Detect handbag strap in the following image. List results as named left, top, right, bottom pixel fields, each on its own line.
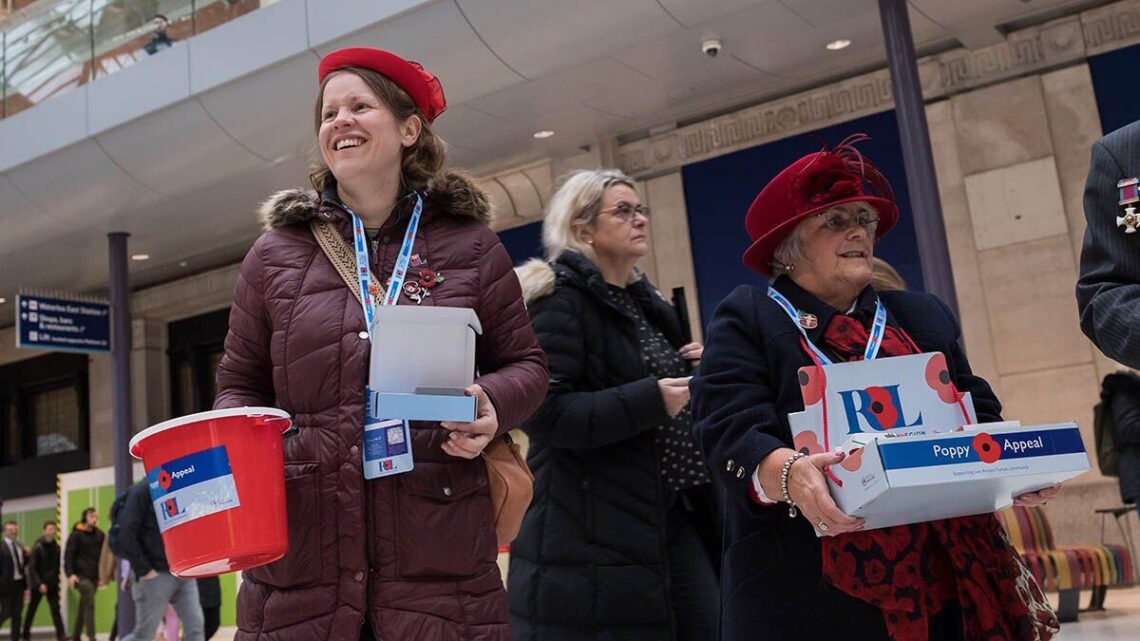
left=310, top=220, right=383, bottom=307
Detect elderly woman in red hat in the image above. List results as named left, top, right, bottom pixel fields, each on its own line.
left=689, top=136, right=1061, bottom=641
left=213, top=47, right=548, bottom=641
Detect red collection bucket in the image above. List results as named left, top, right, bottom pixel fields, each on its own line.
left=129, top=407, right=293, bottom=578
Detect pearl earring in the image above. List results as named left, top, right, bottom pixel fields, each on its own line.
left=786, top=263, right=795, bottom=272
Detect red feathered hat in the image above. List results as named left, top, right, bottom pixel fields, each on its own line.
left=742, top=134, right=899, bottom=275
left=318, top=47, right=447, bottom=123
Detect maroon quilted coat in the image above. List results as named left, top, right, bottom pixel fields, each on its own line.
left=214, top=172, right=549, bottom=641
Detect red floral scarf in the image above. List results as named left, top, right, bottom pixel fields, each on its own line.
left=819, top=313, right=1059, bottom=641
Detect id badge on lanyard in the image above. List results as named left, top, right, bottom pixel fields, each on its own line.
left=348, top=194, right=423, bottom=480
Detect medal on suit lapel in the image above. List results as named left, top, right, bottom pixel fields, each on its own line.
left=1117, top=178, right=1140, bottom=234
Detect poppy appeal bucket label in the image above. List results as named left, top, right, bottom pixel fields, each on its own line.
left=146, top=445, right=241, bottom=533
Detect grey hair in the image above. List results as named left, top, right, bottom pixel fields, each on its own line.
left=542, top=169, right=637, bottom=262
left=770, top=225, right=807, bottom=278
left=770, top=200, right=876, bottom=278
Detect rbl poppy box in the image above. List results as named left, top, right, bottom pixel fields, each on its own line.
left=786, top=352, right=1090, bottom=531
left=827, top=422, right=1089, bottom=530
left=367, top=306, right=482, bottom=423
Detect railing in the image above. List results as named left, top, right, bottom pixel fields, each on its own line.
left=0, top=0, right=267, bottom=120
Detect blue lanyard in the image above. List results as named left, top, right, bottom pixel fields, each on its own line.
left=346, top=193, right=423, bottom=329
left=766, top=286, right=887, bottom=364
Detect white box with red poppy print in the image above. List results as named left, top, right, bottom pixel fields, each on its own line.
left=367, top=306, right=481, bottom=422
left=826, top=422, right=1089, bottom=531
left=785, top=352, right=1090, bottom=531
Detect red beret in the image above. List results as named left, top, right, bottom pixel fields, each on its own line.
left=742, top=135, right=899, bottom=276
left=318, top=47, right=447, bottom=123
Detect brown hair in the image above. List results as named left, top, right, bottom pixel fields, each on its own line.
left=309, top=66, right=446, bottom=195
left=871, top=257, right=907, bottom=291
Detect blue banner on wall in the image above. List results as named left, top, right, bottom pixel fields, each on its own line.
left=16, top=294, right=111, bottom=353
left=681, top=110, right=925, bottom=328
left=1089, top=42, right=1140, bottom=136
left=499, top=222, right=544, bottom=266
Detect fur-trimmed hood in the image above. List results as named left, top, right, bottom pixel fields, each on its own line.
left=257, top=171, right=491, bottom=230
left=516, top=258, right=557, bottom=305
left=516, top=253, right=662, bottom=309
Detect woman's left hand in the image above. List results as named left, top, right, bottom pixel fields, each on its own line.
left=440, top=384, right=499, bottom=459
left=679, top=342, right=704, bottom=364
left=1012, top=484, right=1062, bottom=507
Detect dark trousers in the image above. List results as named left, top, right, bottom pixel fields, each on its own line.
left=0, top=580, right=25, bottom=641
left=72, top=578, right=96, bottom=641
left=23, top=585, right=65, bottom=639
left=666, top=494, right=720, bottom=641
left=202, top=606, right=220, bottom=640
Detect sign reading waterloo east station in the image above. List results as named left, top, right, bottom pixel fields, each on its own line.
left=16, top=293, right=110, bottom=353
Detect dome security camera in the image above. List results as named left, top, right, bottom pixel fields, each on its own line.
left=702, top=39, right=722, bottom=58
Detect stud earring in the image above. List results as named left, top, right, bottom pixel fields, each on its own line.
left=786, top=263, right=795, bottom=272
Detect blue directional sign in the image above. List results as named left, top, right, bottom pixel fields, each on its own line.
left=16, top=294, right=111, bottom=353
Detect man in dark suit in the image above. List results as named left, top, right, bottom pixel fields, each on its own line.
left=0, top=521, right=28, bottom=641
left=1077, top=120, right=1140, bottom=367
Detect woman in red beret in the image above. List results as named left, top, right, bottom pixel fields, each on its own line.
left=689, top=136, right=1062, bottom=641
left=213, top=47, right=548, bottom=641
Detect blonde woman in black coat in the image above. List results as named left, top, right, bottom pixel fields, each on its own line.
left=510, top=169, right=718, bottom=641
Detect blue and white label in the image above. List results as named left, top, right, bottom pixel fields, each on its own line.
left=879, top=428, right=1086, bottom=471
left=146, top=446, right=241, bottom=533
left=363, top=418, right=414, bottom=479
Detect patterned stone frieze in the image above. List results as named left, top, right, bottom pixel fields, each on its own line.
left=618, top=0, right=1140, bottom=177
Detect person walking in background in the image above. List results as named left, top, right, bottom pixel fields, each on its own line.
left=64, top=508, right=104, bottom=641
left=23, top=521, right=66, bottom=641
left=98, top=518, right=121, bottom=641
left=0, top=521, right=28, bottom=641
left=115, top=479, right=203, bottom=641
left=1099, top=371, right=1140, bottom=517
left=196, top=577, right=220, bottom=640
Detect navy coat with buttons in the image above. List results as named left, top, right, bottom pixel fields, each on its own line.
left=690, top=277, right=1002, bottom=641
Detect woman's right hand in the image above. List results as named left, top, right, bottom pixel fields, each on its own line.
left=657, top=377, right=692, bottom=417
left=759, top=449, right=864, bottom=537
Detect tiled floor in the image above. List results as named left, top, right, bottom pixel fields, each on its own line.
left=39, top=586, right=1140, bottom=640
left=1057, top=586, right=1140, bottom=640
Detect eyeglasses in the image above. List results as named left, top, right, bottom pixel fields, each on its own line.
left=599, top=202, right=651, bottom=223
left=818, top=209, right=879, bottom=234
